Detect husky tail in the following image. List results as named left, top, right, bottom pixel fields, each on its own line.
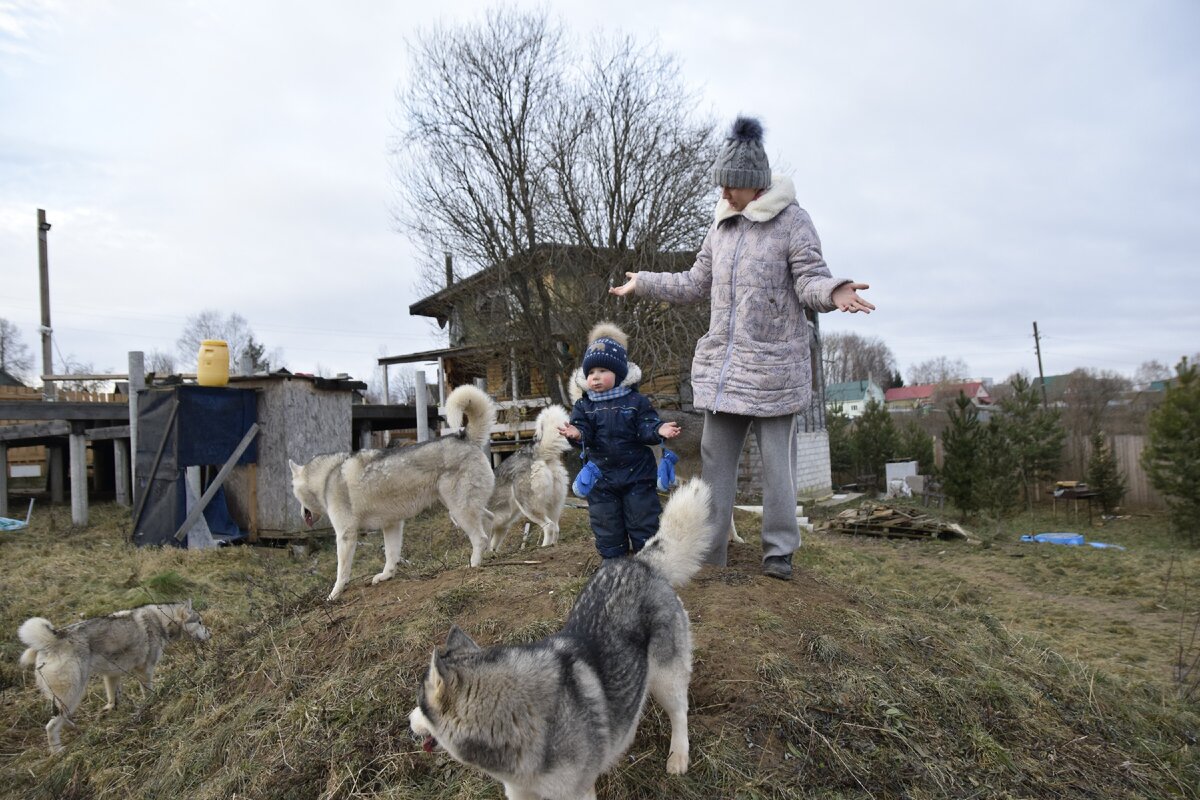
left=637, top=480, right=713, bottom=588
left=444, top=385, right=497, bottom=450
left=533, top=405, right=571, bottom=460
left=18, top=617, right=59, bottom=666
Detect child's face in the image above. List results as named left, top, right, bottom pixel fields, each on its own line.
left=586, top=367, right=616, bottom=393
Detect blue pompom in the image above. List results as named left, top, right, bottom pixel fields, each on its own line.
left=729, top=116, right=764, bottom=143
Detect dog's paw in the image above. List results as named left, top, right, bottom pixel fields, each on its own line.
left=327, top=587, right=344, bottom=602
left=101, top=703, right=116, bottom=713
left=371, top=571, right=394, bottom=586
left=666, top=749, right=689, bottom=775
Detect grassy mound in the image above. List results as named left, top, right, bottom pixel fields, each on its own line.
left=0, top=500, right=1197, bottom=799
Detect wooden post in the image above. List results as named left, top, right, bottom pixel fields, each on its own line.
left=114, top=438, right=130, bottom=506
left=48, top=445, right=64, bottom=504
left=359, top=423, right=372, bottom=451
left=69, top=427, right=88, bottom=526
left=415, top=369, right=429, bottom=442
left=37, top=209, right=55, bottom=403
left=383, top=364, right=390, bottom=405
left=0, top=443, right=8, bottom=518
left=128, top=351, right=144, bottom=486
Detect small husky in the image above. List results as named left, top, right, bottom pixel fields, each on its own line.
left=290, top=384, right=497, bottom=601
left=18, top=601, right=210, bottom=754
left=488, top=404, right=572, bottom=552
left=410, top=480, right=714, bottom=799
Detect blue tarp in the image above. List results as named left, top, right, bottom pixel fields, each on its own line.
left=1020, top=532, right=1127, bottom=551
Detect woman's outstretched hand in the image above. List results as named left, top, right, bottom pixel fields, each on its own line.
left=609, top=272, right=638, bottom=297
left=832, top=282, right=875, bottom=313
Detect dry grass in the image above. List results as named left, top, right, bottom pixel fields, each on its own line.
left=0, top=498, right=1197, bottom=799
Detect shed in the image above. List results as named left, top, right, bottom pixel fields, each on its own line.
left=224, top=371, right=364, bottom=539
left=132, top=385, right=258, bottom=547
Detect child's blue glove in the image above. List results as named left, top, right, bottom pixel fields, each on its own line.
left=573, top=460, right=602, bottom=498
left=657, top=448, right=678, bottom=492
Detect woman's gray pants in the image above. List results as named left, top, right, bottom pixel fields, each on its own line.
left=700, top=411, right=799, bottom=566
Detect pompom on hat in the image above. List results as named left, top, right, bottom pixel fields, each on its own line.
left=711, top=116, right=771, bottom=189
left=581, top=322, right=629, bottom=385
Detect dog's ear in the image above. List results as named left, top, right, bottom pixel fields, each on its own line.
left=288, top=459, right=301, bottom=477
left=444, top=625, right=481, bottom=655
left=429, top=649, right=452, bottom=704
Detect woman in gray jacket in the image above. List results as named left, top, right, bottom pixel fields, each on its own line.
left=610, top=116, right=874, bottom=580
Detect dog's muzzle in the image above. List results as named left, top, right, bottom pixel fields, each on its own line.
left=303, top=508, right=314, bottom=527
left=422, top=735, right=437, bottom=753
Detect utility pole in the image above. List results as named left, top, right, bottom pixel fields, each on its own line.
left=37, top=209, right=55, bottom=402
left=1032, top=321, right=1047, bottom=407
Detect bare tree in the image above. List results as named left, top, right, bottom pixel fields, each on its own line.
left=0, top=317, right=34, bottom=380
left=175, top=311, right=282, bottom=372
left=1134, top=359, right=1173, bottom=390
left=908, top=356, right=971, bottom=386
left=146, top=349, right=176, bottom=375
left=365, top=364, right=418, bottom=405
left=1053, top=367, right=1132, bottom=476
left=821, top=331, right=898, bottom=387
left=391, top=8, right=716, bottom=404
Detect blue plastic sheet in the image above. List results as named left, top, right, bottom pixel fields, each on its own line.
left=1020, top=532, right=1126, bottom=551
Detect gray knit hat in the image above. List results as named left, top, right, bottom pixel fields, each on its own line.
left=711, top=116, right=770, bottom=188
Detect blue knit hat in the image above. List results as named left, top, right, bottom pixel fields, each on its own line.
left=581, top=322, right=629, bottom=385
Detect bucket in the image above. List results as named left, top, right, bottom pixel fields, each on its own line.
left=197, top=340, right=230, bottom=386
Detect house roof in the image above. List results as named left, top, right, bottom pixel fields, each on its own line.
left=407, top=244, right=694, bottom=327
left=0, top=368, right=26, bottom=387
left=885, top=382, right=989, bottom=403
left=825, top=380, right=878, bottom=403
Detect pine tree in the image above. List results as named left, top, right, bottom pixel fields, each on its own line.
left=852, top=398, right=898, bottom=489
left=976, top=417, right=1021, bottom=522
left=1087, top=432, right=1126, bottom=514
left=1142, top=357, right=1200, bottom=544
left=826, top=405, right=854, bottom=488
left=999, top=373, right=1066, bottom=509
left=942, top=393, right=982, bottom=518
left=896, top=418, right=936, bottom=475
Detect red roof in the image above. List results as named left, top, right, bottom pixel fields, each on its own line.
left=885, top=382, right=988, bottom=403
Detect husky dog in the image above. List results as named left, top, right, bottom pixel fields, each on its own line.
left=18, top=601, right=210, bottom=754
left=488, top=404, right=572, bottom=552
left=410, top=480, right=714, bottom=799
left=290, top=384, right=497, bottom=601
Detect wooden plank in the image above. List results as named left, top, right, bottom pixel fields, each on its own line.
left=85, top=425, right=131, bottom=441
left=0, top=401, right=130, bottom=422
left=0, top=421, right=71, bottom=441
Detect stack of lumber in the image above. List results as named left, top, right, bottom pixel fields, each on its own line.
left=818, top=502, right=970, bottom=541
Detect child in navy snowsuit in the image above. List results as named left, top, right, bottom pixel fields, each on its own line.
left=558, top=323, right=681, bottom=558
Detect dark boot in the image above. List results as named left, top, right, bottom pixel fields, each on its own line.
left=762, top=554, right=793, bottom=581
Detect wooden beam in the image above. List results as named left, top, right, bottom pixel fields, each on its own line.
left=84, top=425, right=131, bottom=441
left=0, top=401, right=129, bottom=422
left=0, top=421, right=71, bottom=441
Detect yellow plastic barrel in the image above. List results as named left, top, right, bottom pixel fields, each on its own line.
left=197, top=340, right=230, bottom=386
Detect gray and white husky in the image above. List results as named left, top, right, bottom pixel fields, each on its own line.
left=410, top=480, right=714, bottom=799
left=18, top=601, right=210, bottom=753
left=488, top=404, right=571, bottom=552
left=289, top=384, right=497, bottom=601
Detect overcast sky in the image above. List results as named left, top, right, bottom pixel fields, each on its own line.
left=1, top=0, right=1196, bottom=391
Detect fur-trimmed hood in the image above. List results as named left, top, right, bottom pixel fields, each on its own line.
left=568, top=361, right=643, bottom=404
left=714, top=175, right=796, bottom=224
